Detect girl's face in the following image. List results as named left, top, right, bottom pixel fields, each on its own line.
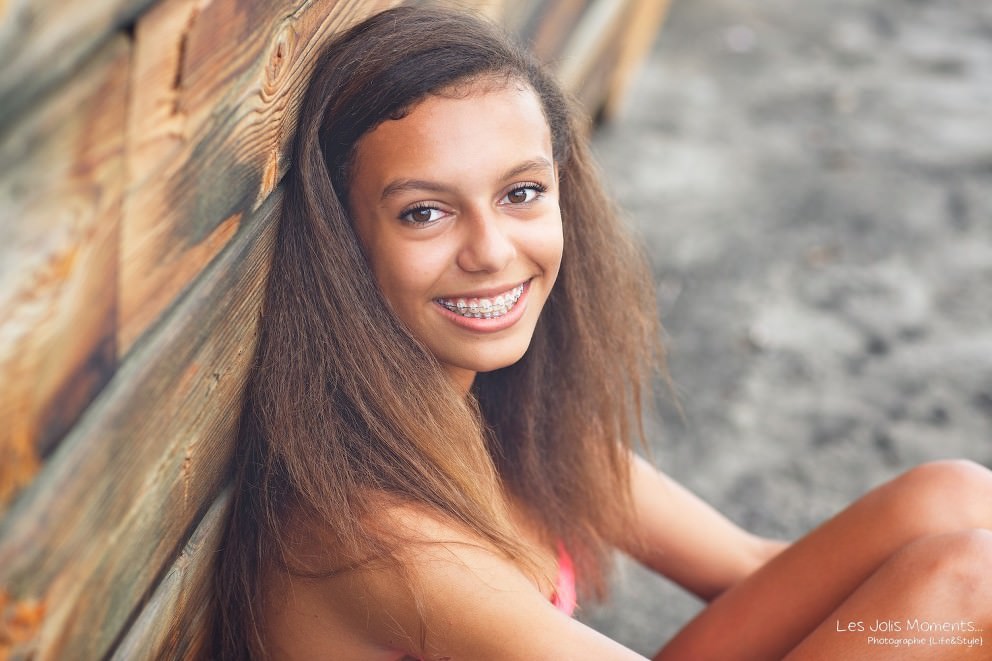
left=349, top=81, right=564, bottom=391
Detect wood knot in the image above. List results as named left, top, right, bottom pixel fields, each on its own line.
left=264, top=24, right=298, bottom=93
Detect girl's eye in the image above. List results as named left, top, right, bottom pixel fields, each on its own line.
left=400, top=205, right=444, bottom=224
left=501, top=183, right=547, bottom=205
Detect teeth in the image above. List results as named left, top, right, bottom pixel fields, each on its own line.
left=438, top=283, right=525, bottom=319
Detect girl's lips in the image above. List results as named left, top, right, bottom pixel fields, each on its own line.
left=436, top=279, right=530, bottom=304
left=433, top=280, right=531, bottom=332
left=435, top=281, right=526, bottom=318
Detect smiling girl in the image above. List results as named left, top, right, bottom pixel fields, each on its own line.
left=213, top=6, right=992, bottom=660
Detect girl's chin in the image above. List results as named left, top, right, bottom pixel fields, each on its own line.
left=438, top=345, right=531, bottom=377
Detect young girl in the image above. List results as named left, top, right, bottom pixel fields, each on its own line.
left=214, top=6, right=992, bottom=659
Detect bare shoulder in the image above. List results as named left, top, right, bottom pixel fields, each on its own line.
left=263, top=504, right=647, bottom=660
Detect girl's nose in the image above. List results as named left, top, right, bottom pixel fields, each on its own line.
left=456, top=210, right=517, bottom=273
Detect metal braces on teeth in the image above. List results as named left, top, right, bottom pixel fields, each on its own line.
left=438, top=284, right=525, bottom=318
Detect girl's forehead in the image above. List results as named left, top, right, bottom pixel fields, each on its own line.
left=350, top=83, right=554, bottom=192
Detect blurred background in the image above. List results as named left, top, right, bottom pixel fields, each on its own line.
left=583, top=0, right=992, bottom=653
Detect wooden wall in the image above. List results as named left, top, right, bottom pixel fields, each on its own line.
left=0, top=0, right=667, bottom=657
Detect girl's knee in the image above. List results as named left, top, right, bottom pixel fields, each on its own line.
left=895, top=529, right=992, bottom=613
left=900, top=459, right=990, bottom=488
left=878, top=460, right=992, bottom=532
left=911, top=528, right=992, bottom=571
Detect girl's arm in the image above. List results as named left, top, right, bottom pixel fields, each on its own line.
left=621, top=454, right=788, bottom=600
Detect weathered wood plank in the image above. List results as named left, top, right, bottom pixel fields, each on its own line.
left=111, top=489, right=231, bottom=661
left=599, top=0, right=671, bottom=121
left=506, top=0, right=592, bottom=63
left=119, top=0, right=401, bottom=354
left=0, top=192, right=279, bottom=660
left=0, top=0, right=153, bottom=127
left=555, top=0, right=629, bottom=98
left=0, top=35, right=128, bottom=512
left=495, top=0, right=665, bottom=121
left=564, top=10, right=630, bottom=121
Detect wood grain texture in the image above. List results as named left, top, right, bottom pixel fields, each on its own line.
left=499, top=0, right=660, bottom=121
left=111, top=489, right=231, bottom=661
left=0, top=0, right=153, bottom=126
left=555, top=0, right=629, bottom=99
left=119, top=0, right=401, bottom=354
left=598, top=0, right=671, bottom=121
left=0, top=35, right=128, bottom=512
left=0, top=192, right=278, bottom=660
left=566, top=13, right=628, bottom=121
left=507, top=0, right=591, bottom=63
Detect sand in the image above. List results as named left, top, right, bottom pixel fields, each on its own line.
left=584, top=0, right=992, bottom=652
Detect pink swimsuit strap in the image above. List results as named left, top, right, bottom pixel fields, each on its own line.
left=550, top=543, right=577, bottom=616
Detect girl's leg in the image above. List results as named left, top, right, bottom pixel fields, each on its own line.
left=785, top=529, right=992, bottom=660
left=653, top=459, right=992, bottom=661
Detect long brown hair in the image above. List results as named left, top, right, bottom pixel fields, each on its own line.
left=214, top=6, right=664, bottom=658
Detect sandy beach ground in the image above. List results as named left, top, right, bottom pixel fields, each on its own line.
left=583, top=0, right=992, bottom=653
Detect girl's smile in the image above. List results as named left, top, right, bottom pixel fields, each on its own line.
left=348, top=81, right=564, bottom=389
left=434, top=279, right=530, bottom=329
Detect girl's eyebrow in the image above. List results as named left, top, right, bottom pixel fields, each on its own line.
left=379, top=156, right=554, bottom=201
left=380, top=178, right=453, bottom=201
left=498, top=156, right=555, bottom=182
